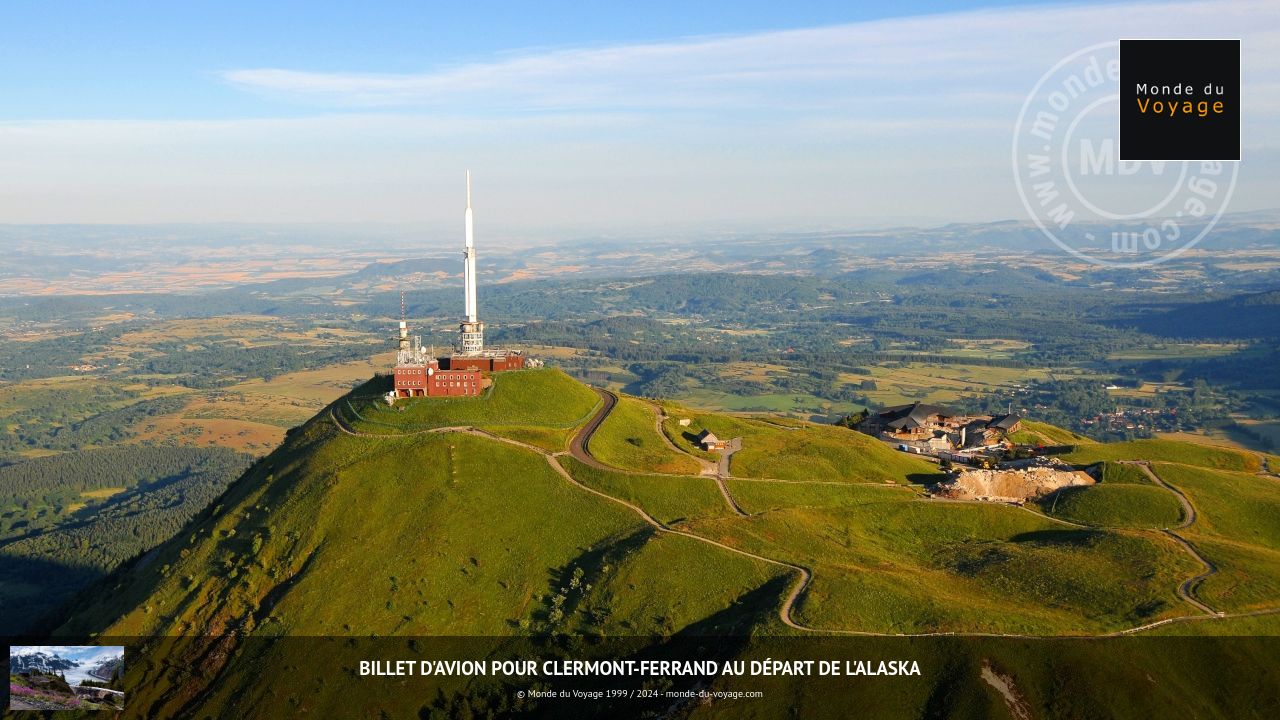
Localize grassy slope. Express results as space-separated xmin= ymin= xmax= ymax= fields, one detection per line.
xmin=692 ymin=483 xmax=1197 ymax=634
xmin=63 ymin=423 xmax=777 ymax=638
xmin=56 ymin=402 xmax=782 ymax=718
xmin=1039 ymin=484 xmax=1185 ymax=529
xmin=726 ymin=480 xmax=920 ymax=515
xmin=662 ymin=407 xmax=940 ymax=483
xmin=479 ymin=424 xmax=574 ymax=453
xmin=1013 ymin=420 xmax=1094 ymax=445
xmin=561 ymin=456 xmax=729 ymax=525
xmin=346 ymin=368 xmax=599 ymax=433
xmin=1064 ymin=439 xmax=1260 ymax=473
xmin=588 ymin=396 xmax=701 ymax=475
xmin=1100 ymin=461 xmax=1154 ymax=484
xmin=1154 ymin=463 xmax=1280 ymax=611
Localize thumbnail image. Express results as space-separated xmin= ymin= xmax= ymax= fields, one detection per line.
xmin=8 ymin=646 xmax=124 ymax=712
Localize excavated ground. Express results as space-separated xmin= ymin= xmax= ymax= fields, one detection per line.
xmin=933 ymin=459 xmax=1095 ymax=504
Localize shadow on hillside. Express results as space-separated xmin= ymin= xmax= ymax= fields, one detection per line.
xmin=1008 ymin=528 xmax=1102 ymax=546
xmin=534 ymin=527 xmax=657 ymax=631
xmin=0 ymin=553 xmax=102 ymax=636
xmin=1038 ymin=485 xmax=1090 ymax=506
xmin=674 ymin=573 xmax=792 ymax=637
xmin=906 ymin=472 xmax=948 ymax=487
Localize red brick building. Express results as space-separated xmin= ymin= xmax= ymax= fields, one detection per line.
xmin=393 ymin=360 xmax=482 ymax=398
xmin=441 ymin=351 xmax=525 ymax=372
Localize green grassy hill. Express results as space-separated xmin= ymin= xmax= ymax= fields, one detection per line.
xmin=588 ymin=396 xmax=702 ymax=475
xmin=700 ymin=482 xmax=1195 ymax=634
xmin=341 ymin=368 xmax=599 ymax=451
xmin=1038 ymin=484 xmax=1186 ymax=528
xmin=1063 ymin=438 xmax=1261 ymax=472
xmin=1152 ymin=463 xmax=1280 ymax=612
xmin=661 ymin=404 xmax=940 ymax=483
xmin=40 ymin=370 xmax=1280 ymax=717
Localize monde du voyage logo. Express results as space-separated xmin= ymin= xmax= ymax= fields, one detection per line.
xmin=1013 ymin=39 xmax=1241 ymax=267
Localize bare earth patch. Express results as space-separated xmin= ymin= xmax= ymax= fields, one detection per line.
xmin=934 ymin=459 xmax=1095 ymax=503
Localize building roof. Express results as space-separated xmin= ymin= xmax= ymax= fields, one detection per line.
xmin=696 ymin=430 xmax=720 ymax=444
xmin=877 ymin=402 xmax=960 ymax=430
xmin=988 ymin=414 xmax=1022 ymax=430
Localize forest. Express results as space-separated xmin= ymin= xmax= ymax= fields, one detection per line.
xmin=0 ymin=446 xmax=250 ymax=634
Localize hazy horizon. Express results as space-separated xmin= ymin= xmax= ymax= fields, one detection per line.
xmin=2 ymin=0 xmax=1277 ymax=236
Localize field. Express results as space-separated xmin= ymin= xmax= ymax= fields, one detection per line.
xmin=0 ymin=317 xmax=389 ymax=460
xmin=940 ymin=338 xmax=1032 ymax=358
xmin=587 ymin=396 xmax=702 ymax=475
xmin=678 ymin=388 xmax=860 ymax=416
xmin=844 ymin=362 xmax=1071 ymax=407
xmin=80 ymin=486 xmax=127 ymax=500
xmin=126 ymin=353 xmax=398 ymax=452
xmin=1099 ymin=461 xmax=1154 ymax=484
xmin=133 ymin=417 xmax=285 ymax=454
xmin=724 ymin=479 xmax=918 ymax=514
xmin=1105 ymin=343 xmax=1243 ymax=361
xmin=684 ymin=484 xmax=1197 ymax=634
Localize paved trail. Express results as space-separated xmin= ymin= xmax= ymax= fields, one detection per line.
xmin=567 ymin=388 xmax=616 ymax=470
xmin=715 ymin=437 xmax=749 ymax=517
xmin=329 ymin=397 xmax=1278 ymax=638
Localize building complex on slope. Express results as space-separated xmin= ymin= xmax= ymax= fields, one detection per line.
xmin=391 ymin=172 xmax=534 ymax=400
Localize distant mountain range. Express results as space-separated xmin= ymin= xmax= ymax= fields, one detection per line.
xmin=10 ymin=649 xmax=78 ymax=673
xmin=90 ymin=655 xmax=123 ymax=681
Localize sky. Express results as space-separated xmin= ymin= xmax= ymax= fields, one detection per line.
xmin=11 ymin=646 xmax=123 ymax=666
xmin=1 ymin=0 xmax=1277 ymax=237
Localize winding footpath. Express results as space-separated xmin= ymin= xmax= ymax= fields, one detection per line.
xmin=1118 ymin=460 xmax=1222 ymax=616
xmin=329 ymin=395 xmax=1278 ymax=639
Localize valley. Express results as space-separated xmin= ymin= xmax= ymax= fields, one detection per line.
xmin=1 ymin=224 xmax=1277 ymax=717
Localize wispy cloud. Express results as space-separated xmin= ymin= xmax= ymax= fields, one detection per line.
xmin=2 ymin=0 xmax=1277 ymax=226
xmin=221 ymin=0 xmax=1280 ymax=116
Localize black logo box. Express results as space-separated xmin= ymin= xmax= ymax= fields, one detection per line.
xmin=1120 ymin=39 xmax=1240 ymax=161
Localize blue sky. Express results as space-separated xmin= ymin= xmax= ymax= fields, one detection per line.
xmin=1 ymin=0 xmax=1074 ymax=120
xmin=1 ymin=0 xmax=1276 ymax=233
xmin=11 ymin=646 xmax=123 ymax=666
